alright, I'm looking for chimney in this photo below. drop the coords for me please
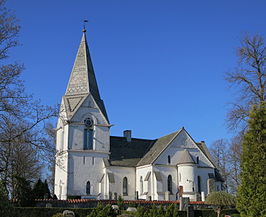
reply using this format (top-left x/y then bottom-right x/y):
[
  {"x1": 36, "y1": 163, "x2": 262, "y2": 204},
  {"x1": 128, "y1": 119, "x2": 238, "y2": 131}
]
[{"x1": 123, "y1": 130, "x2": 132, "y2": 142}]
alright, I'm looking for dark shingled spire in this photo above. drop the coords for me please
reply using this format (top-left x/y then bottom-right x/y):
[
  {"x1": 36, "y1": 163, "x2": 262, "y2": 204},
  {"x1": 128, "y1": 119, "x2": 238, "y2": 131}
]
[{"x1": 65, "y1": 30, "x2": 109, "y2": 122}]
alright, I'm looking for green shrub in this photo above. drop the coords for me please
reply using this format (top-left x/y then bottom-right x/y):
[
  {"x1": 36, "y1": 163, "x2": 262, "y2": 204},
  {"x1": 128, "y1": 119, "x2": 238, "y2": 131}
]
[
  {"x1": 117, "y1": 196, "x2": 125, "y2": 210},
  {"x1": 12, "y1": 207, "x2": 93, "y2": 217},
  {"x1": 206, "y1": 192, "x2": 236, "y2": 217},
  {"x1": 194, "y1": 209, "x2": 239, "y2": 217},
  {"x1": 134, "y1": 204, "x2": 185, "y2": 217},
  {"x1": 221, "y1": 209, "x2": 239, "y2": 216},
  {"x1": 52, "y1": 213, "x2": 64, "y2": 217},
  {"x1": 230, "y1": 214, "x2": 240, "y2": 217},
  {"x1": 194, "y1": 209, "x2": 216, "y2": 217},
  {"x1": 87, "y1": 204, "x2": 116, "y2": 217}
]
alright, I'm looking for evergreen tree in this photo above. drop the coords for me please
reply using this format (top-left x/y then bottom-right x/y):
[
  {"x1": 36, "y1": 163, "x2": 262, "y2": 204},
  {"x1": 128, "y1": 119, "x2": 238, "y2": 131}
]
[
  {"x1": 237, "y1": 102, "x2": 266, "y2": 217},
  {"x1": 14, "y1": 176, "x2": 34, "y2": 207},
  {"x1": 43, "y1": 179, "x2": 51, "y2": 199},
  {"x1": 32, "y1": 179, "x2": 52, "y2": 199},
  {"x1": 0, "y1": 180, "x2": 11, "y2": 216},
  {"x1": 32, "y1": 179, "x2": 44, "y2": 199}
]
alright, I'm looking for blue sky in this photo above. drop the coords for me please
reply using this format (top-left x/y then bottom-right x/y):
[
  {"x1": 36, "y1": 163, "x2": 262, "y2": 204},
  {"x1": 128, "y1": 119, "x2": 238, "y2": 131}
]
[{"x1": 7, "y1": 0, "x2": 266, "y2": 146}]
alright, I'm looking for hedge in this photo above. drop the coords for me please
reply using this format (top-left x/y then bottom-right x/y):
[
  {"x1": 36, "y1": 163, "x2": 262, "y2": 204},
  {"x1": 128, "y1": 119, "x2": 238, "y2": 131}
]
[
  {"x1": 2, "y1": 207, "x2": 239, "y2": 217},
  {"x1": 194, "y1": 209, "x2": 239, "y2": 217},
  {"x1": 10, "y1": 207, "x2": 93, "y2": 217}
]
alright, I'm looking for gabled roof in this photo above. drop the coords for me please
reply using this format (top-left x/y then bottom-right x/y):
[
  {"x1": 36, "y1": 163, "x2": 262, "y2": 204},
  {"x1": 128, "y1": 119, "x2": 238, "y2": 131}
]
[
  {"x1": 109, "y1": 129, "x2": 182, "y2": 167},
  {"x1": 176, "y1": 149, "x2": 195, "y2": 165},
  {"x1": 109, "y1": 136, "x2": 154, "y2": 167},
  {"x1": 137, "y1": 129, "x2": 182, "y2": 166},
  {"x1": 196, "y1": 141, "x2": 217, "y2": 168},
  {"x1": 64, "y1": 30, "x2": 109, "y2": 123},
  {"x1": 108, "y1": 128, "x2": 221, "y2": 175}
]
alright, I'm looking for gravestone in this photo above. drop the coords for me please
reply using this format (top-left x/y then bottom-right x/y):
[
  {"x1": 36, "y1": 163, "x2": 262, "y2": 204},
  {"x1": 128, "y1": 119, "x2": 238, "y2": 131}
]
[
  {"x1": 126, "y1": 207, "x2": 137, "y2": 212},
  {"x1": 165, "y1": 191, "x2": 170, "y2": 201},
  {"x1": 187, "y1": 206, "x2": 194, "y2": 217},
  {"x1": 63, "y1": 210, "x2": 75, "y2": 217},
  {"x1": 201, "y1": 191, "x2": 205, "y2": 201},
  {"x1": 179, "y1": 197, "x2": 190, "y2": 211},
  {"x1": 46, "y1": 203, "x2": 52, "y2": 208},
  {"x1": 112, "y1": 205, "x2": 119, "y2": 210}
]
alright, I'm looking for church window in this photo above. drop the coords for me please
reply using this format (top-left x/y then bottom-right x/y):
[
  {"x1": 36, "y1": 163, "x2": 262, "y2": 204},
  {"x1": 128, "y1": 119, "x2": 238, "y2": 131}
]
[
  {"x1": 84, "y1": 117, "x2": 94, "y2": 150},
  {"x1": 168, "y1": 155, "x2": 171, "y2": 164},
  {"x1": 197, "y1": 176, "x2": 201, "y2": 193},
  {"x1": 86, "y1": 181, "x2": 90, "y2": 195},
  {"x1": 60, "y1": 130, "x2": 64, "y2": 151},
  {"x1": 196, "y1": 156, "x2": 199, "y2": 164},
  {"x1": 92, "y1": 157, "x2": 95, "y2": 165},
  {"x1": 83, "y1": 156, "x2": 86, "y2": 164},
  {"x1": 84, "y1": 117, "x2": 94, "y2": 128},
  {"x1": 179, "y1": 173, "x2": 181, "y2": 182},
  {"x1": 167, "y1": 175, "x2": 172, "y2": 193},
  {"x1": 140, "y1": 176, "x2": 143, "y2": 194},
  {"x1": 123, "y1": 177, "x2": 128, "y2": 196}
]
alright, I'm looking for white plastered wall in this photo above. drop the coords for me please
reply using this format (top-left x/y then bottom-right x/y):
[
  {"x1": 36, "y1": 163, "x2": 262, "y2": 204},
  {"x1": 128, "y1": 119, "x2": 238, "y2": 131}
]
[
  {"x1": 153, "y1": 129, "x2": 217, "y2": 201},
  {"x1": 54, "y1": 100, "x2": 69, "y2": 199},
  {"x1": 67, "y1": 152, "x2": 107, "y2": 197},
  {"x1": 106, "y1": 166, "x2": 136, "y2": 200},
  {"x1": 136, "y1": 165, "x2": 152, "y2": 200},
  {"x1": 69, "y1": 95, "x2": 110, "y2": 152},
  {"x1": 177, "y1": 164, "x2": 197, "y2": 201},
  {"x1": 55, "y1": 95, "x2": 110, "y2": 199},
  {"x1": 54, "y1": 152, "x2": 68, "y2": 200}
]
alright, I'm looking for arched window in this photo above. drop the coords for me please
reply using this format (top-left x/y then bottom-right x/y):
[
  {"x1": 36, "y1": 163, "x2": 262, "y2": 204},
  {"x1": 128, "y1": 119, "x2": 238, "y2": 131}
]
[
  {"x1": 167, "y1": 175, "x2": 172, "y2": 193},
  {"x1": 168, "y1": 155, "x2": 171, "y2": 164},
  {"x1": 123, "y1": 177, "x2": 128, "y2": 196},
  {"x1": 84, "y1": 118, "x2": 94, "y2": 150},
  {"x1": 86, "y1": 181, "x2": 90, "y2": 195},
  {"x1": 196, "y1": 156, "x2": 199, "y2": 164},
  {"x1": 198, "y1": 176, "x2": 201, "y2": 193},
  {"x1": 60, "y1": 130, "x2": 64, "y2": 151},
  {"x1": 140, "y1": 176, "x2": 143, "y2": 194}
]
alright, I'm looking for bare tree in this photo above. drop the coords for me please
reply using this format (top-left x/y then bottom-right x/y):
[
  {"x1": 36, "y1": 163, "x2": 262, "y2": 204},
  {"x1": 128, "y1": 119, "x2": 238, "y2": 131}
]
[
  {"x1": 226, "y1": 35, "x2": 266, "y2": 131},
  {"x1": 0, "y1": 0, "x2": 57, "y2": 197},
  {"x1": 210, "y1": 139, "x2": 230, "y2": 191},
  {"x1": 42, "y1": 123, "x2": 56, "y2": 194},
  {"x1": 227, "y1": 134, "x2": 243, "y2": 194},
  {"x1": 0, "y1": 118, "x2": 43, "y2": 197}
]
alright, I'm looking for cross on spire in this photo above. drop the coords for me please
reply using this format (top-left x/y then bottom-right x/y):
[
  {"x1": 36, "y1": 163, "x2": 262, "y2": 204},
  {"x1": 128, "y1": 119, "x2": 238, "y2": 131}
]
[{"x1": 83, "y1": 20, "x2": 88, "y2": 32}]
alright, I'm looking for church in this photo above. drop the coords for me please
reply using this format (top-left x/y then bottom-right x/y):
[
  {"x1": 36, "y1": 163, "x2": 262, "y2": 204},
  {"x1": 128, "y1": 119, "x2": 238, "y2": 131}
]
[{"x1": 54, "y1": 29, "x2": 224, "y2": 201}]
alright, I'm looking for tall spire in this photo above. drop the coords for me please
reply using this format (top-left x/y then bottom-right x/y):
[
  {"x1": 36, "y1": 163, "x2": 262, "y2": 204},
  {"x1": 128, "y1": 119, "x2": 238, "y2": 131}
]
[
  {"x1": 65, "y1": 30, "x2": 101, "y2": 99},
  {"x1": 64, "y1": 30, "x2": 109, "y2": 123}
]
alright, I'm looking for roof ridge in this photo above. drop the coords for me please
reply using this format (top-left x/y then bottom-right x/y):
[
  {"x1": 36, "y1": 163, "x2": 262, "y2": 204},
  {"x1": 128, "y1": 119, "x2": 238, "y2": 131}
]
[
  {"x1": 137, "y1": 128, "x2": 183, "y2": 167},
  {"x1": 110, "y1": 135, "x2": 154, "y2": 141}
]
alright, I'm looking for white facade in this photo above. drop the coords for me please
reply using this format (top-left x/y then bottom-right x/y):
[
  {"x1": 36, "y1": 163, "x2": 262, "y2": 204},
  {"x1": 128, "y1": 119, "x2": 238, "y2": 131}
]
[{"x1": 54, "y1": 30, "x2": 224, "y2": 201}]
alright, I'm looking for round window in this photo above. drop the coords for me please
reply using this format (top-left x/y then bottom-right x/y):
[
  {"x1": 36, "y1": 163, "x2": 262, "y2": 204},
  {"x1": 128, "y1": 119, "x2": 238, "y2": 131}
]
[{"x1": 84, "y1": 118, "x2": 93, "y2": 128}]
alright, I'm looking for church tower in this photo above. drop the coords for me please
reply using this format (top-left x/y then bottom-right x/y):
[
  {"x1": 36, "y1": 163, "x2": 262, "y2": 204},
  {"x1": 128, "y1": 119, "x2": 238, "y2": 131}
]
[{"x1": 54, "y1": 29, "x2": 110, "y2": 199}]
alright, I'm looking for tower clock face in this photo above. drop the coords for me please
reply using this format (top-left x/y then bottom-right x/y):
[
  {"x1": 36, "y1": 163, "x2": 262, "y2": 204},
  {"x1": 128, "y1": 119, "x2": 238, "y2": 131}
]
[{"x1": 84, "y1": 118, "x2": 93, "y2": 128}]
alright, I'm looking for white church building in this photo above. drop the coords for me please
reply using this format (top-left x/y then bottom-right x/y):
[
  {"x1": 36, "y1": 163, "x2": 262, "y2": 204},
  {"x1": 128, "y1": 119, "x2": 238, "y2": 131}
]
[{"x1": 54, "y1": 29, "x2": 224, "y2": 201}]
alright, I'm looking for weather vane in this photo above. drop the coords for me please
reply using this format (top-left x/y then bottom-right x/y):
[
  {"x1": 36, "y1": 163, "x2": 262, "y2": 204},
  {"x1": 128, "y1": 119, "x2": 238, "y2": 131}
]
[{"x1": 83, "y1": 20, "x2": 88, "y2": 32}]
